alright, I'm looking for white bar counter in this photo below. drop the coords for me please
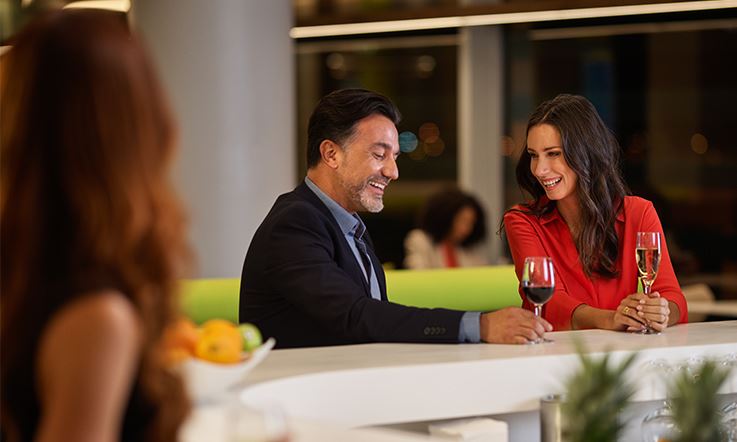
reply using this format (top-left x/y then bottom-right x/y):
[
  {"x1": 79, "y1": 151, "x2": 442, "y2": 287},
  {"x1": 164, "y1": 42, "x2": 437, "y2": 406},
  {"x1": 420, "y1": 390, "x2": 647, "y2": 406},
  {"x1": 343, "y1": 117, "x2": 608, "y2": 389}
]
[{"x1": 239, "y1": 321, "x2": 737, "y2": 429}]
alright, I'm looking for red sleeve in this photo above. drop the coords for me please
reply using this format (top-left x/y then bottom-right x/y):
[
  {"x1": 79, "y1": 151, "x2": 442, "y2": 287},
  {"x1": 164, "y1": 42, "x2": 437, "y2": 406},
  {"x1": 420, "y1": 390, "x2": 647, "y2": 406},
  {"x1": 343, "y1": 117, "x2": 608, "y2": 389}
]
[
  {"x1": 504, "y1": 210, "x2": 583, "y2": 330},
  {"x1": 640, "y1": 202, "x2": 689, "y2": 324}
]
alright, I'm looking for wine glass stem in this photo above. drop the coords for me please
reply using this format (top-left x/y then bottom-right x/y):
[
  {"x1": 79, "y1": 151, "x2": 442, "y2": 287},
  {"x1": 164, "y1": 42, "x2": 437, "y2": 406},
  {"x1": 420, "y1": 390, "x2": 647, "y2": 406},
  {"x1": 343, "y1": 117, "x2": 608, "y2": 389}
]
[{"x1": 533, "y1": 304, "x2": 541, "y2": 317}]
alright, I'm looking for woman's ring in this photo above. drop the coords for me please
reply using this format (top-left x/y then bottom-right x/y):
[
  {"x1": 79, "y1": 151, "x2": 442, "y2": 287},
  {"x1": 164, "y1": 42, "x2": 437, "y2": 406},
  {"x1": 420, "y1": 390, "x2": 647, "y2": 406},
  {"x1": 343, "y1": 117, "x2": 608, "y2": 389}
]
[{"x1": 623, "y1": 306, "x2": 630, "y2": 315}]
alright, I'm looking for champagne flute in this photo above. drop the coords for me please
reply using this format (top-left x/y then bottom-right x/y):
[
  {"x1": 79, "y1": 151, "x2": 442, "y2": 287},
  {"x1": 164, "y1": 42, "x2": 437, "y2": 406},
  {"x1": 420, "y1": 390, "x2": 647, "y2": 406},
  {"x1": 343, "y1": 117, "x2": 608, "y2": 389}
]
[
  {"x1": 522, "y1": 256, "x2": 555, "y2": 344},
  {"x1": 635, "y1": 232, "x2": 661, "y2": 334},
  {"x1": 641, "y1": 404, "x2": 677, "y2": 442}
]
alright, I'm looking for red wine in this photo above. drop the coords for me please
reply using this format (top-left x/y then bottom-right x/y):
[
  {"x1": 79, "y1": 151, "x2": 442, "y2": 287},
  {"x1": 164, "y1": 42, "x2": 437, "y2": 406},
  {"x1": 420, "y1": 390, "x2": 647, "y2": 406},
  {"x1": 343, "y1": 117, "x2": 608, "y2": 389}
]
[{"x1": 523, "y1": 285, "x2": 554, "y2": 305}]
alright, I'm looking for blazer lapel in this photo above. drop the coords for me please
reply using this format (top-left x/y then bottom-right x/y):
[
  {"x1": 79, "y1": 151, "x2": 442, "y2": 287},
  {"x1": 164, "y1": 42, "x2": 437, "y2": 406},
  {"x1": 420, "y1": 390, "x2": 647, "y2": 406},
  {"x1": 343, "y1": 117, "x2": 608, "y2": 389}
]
[{"x1": 294, "y1": 182, "x2": 375, "y2": 298}]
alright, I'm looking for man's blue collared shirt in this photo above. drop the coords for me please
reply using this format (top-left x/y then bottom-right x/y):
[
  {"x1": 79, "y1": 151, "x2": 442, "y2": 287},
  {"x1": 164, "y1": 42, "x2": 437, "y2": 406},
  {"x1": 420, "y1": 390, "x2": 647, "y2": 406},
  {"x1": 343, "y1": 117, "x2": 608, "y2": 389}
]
[{"x1": 305, "y1": 177, "x2": 381, "y2": 300}]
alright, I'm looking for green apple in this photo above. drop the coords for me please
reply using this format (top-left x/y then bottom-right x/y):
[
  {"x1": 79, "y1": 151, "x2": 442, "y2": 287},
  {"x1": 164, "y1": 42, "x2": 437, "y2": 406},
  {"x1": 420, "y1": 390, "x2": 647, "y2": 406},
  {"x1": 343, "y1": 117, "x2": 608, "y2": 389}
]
[{"x1": 238, "y1": 323, "x2": 262, "y2": 352}]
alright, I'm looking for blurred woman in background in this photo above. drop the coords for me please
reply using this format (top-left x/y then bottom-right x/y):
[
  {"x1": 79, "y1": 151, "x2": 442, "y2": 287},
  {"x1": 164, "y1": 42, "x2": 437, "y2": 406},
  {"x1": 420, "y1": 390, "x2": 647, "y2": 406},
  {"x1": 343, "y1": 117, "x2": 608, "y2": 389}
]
[
  {"x1": 504, "y1": 94, "x2": 687, "y2": 332},
  {"x1": 404, "y1": 187, "x2": 488, "y2": 269},
  {"x1": 1, "y1": 10, "x2": 190, "y2": 441}
]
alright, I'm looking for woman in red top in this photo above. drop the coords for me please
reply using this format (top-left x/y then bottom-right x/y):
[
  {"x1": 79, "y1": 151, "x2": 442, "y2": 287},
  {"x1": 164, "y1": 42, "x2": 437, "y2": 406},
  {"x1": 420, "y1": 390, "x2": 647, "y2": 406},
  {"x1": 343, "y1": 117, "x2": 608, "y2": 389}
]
[{"x1": 504, "y1": 94, "x2": 687, "y2": 332}]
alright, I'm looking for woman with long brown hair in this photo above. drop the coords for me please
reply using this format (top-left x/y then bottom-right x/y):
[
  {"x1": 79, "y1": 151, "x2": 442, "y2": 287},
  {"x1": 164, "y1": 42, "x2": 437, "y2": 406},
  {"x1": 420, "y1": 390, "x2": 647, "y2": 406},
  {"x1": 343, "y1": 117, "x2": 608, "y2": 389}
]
[
  {"x1": 504, "y1": 94, "x2": 687, "y2": 332},
  {"x1": 1, "y1": 9, "x2": 190, "y2": 441}
]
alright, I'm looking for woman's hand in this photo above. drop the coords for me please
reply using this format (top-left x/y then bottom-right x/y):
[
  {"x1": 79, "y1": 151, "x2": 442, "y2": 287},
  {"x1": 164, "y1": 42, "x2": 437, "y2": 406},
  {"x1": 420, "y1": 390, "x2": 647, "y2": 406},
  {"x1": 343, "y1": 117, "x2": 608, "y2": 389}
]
[
  {"x1": 618, "y1": 292, "x2": 670, "y2": 332},
  {"x1": 613, "y1": 294, "x2": 649, "y2": 331}
]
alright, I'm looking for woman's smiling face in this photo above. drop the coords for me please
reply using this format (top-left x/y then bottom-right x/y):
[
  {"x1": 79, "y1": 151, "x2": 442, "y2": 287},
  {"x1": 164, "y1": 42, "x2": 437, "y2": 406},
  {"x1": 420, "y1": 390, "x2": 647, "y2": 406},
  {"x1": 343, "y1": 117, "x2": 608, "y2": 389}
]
[{"x1": 526, "y1": 123, "x2": 578, "y2": 204}]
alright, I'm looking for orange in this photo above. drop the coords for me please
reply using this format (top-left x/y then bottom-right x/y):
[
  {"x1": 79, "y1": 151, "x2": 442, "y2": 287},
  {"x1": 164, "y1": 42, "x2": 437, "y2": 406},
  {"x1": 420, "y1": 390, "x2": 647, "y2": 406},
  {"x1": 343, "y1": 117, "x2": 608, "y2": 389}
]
[
  {"x1": 162, "y1": 317, "x2": 199, "y2": 355},
  {"x1": 199, "y1": 319, "x2": 238, "y2": 337},
  {"x1": 195, "y1": 327, "x2": 242, "y2": 364},
  {"x1": 165, "y1": 347, "x2": 193, "y2": 366}
]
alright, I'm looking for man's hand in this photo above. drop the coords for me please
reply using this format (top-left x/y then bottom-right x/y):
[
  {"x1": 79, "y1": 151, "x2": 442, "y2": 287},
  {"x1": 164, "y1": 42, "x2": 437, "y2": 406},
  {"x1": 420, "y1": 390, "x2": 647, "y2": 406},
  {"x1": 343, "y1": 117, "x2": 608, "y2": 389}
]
[{"x1": 480, "y1": 307, "x2": 552, "y2": 344}]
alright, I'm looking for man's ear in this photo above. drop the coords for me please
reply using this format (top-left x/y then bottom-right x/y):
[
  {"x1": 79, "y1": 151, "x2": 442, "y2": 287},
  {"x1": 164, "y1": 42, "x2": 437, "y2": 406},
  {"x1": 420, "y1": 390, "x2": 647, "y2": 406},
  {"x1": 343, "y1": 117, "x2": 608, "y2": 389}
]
[{"x1": 319, "y1": 140, "x2": 342, "y2": 169}]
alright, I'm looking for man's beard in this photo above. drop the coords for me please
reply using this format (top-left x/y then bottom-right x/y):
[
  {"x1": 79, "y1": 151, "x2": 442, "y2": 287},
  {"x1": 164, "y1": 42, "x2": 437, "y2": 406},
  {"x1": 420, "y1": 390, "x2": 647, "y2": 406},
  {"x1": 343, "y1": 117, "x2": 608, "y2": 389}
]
[
  {"x1": 343, "y1": 177, "x2": 385, "y2": 213},
  {"x1": 358, "y1": 185, "x2": 384, "y2": 213}
]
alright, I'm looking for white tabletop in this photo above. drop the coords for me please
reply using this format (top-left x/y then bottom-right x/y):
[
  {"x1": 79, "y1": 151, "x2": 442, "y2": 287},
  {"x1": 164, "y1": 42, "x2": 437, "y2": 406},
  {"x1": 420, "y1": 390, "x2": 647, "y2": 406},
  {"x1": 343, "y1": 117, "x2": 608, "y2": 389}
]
[{"x1": 239, "y1": 321, "x2": 737, "y2": 428}]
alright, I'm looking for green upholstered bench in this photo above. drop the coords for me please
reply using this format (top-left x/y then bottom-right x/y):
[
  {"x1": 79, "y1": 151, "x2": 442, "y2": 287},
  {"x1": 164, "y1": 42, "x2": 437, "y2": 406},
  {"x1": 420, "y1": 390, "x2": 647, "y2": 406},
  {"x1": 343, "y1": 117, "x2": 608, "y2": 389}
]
[
  {"x1": 386, "y1": 265, "x2": 521, "y2": 311},
  {"x1": 179, "y1": 265, "x2": 522, "y2": 324},
  {"x1": 179, "y1": 278, "x2": 240, "y2": 325}
]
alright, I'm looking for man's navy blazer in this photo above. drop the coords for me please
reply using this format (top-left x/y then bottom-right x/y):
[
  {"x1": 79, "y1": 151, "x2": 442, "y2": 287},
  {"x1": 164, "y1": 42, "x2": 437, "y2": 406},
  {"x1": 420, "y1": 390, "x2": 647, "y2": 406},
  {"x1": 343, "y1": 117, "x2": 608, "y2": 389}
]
[{"x1": 239, "y1": 181, "x2": 465, "y2": 348}]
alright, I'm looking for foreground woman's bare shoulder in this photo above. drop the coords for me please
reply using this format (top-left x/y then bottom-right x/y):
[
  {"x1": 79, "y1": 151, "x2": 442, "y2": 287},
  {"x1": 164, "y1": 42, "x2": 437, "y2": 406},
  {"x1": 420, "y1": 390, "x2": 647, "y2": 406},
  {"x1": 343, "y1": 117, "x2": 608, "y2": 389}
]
[{"x1": 35, "y1": 290, "x2": 143, "y2": 442}]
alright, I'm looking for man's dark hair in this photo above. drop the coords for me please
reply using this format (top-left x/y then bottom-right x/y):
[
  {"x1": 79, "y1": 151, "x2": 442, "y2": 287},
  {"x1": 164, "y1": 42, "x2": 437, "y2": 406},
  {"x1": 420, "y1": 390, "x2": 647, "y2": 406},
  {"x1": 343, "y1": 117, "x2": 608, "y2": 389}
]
[{"x1": 306, "y1": 88, "x2": 401, "y2": 168}]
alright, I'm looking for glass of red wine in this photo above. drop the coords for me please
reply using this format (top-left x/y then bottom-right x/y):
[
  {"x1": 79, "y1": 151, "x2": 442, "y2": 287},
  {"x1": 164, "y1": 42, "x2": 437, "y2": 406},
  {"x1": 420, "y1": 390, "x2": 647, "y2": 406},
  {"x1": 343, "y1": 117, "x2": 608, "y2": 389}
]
[{"x1": 522, "y1": 256, "x2": 555, "y2": 344}]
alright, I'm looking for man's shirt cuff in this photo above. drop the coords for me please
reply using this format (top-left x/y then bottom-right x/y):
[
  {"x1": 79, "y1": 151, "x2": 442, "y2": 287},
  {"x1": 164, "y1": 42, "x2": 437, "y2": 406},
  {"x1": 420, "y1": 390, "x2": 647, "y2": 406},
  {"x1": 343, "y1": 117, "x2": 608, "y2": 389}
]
[{"x1": 458, "y1": 311, "x2": 481, "y2": 343}]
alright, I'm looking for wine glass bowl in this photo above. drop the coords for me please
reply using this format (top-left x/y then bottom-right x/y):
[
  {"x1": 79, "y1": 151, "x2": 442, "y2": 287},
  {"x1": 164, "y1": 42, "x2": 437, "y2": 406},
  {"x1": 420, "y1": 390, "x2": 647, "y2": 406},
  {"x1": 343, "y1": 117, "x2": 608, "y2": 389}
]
[
  {"x1": 635, "y1": 232, "x2": 661, "y2": 334},
  {"x1": 522, "y1": 256, "x2": 555, "y2": 344},
  {"x1": 641, "y1": 405, "x2": 678, "y2": 442},
  {"x1": 635, "y1": 232, "x2": 661, "y2": 295}
]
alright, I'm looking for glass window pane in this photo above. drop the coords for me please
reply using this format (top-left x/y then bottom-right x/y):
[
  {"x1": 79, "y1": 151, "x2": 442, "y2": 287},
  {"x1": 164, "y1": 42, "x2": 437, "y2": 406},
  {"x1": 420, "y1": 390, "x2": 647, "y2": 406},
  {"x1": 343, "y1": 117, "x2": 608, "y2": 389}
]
[
  {"x1": 296, "y1": 35, "x2": 459, "y2": 267},
  {"x1": 504, "y1": 17, "x2": 737, "y2": 298}
]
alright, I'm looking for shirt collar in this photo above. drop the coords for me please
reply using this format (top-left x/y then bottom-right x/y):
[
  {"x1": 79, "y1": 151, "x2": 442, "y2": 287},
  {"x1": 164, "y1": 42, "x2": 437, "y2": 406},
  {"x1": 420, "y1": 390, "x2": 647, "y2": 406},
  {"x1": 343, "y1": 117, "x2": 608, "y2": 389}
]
[{"x1": 304, "y1": 177, "x2": 360, "y2": 236}]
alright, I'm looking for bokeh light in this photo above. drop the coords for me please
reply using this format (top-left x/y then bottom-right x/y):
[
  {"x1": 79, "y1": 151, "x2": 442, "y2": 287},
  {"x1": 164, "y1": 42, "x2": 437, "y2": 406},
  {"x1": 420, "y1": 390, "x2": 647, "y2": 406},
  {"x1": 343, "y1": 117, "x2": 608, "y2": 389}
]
[
  {"x1": 416, "y1": 55, "x2": 436, "y2": 78},
  {"x1": 326, "y1": 53, "x2": 345, "y2": 70},
  {"x1": 326, "y1": 53, "x2": 347, "y2": 79},
  {"x1": 409, "y1": 143, "x2": 427, "y2": 161},
  {"x1": 690, "y1": 133, "x2": 708, "y2": 155},
  {"x1": 424, "y1": 138, "x2": 445, "y2": 157},
  {"x1": 501, "y1": 136, "x2": 517, "y2": 157},
  {"x1": 418, "y1": 122, "x2": 440, "y2": 143},
  {"x1": 399, "y1": 131, "x2": 419, "y2": 153}
]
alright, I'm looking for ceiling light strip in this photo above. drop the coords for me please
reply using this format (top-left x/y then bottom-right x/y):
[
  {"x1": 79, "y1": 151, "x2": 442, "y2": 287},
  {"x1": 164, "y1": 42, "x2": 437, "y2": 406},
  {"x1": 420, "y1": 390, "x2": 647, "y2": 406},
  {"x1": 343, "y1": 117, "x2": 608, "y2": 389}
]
[
  {"x1": 63, "y1": 0, "x2": 130, "y2": 12},
  {"x1": 290, "y1": 0, "x2": 737, "y2": 39}
]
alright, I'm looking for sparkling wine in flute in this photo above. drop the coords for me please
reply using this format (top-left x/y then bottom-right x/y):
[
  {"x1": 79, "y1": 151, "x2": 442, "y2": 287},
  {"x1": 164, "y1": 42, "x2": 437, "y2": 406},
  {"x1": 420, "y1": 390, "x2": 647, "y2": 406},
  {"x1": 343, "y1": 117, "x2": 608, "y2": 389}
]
[
  {"x1": 636, "y1": 247, "x2": 660, "y2": 290},
  {"x1": 635, "y1": 232, "x2": 661, "y2": 295}
]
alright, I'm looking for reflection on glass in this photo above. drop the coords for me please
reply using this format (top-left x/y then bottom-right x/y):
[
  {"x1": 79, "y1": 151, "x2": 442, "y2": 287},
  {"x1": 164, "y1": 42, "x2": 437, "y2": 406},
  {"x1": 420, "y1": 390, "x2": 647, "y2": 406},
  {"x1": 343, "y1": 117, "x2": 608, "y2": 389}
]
[
  {"x1": 228, "y1": 401, "x2": 290, "y2": 442},
  {"x1": 723, "y1": 401, "x2": 737, "y2": 442},
  {"x1": 297, "y1": 34, "x2": 459, "y2": 267},
  {"x1": 504, "y1": 19, "x2": 737, "y2": 301},
  {"x1": 642, "y1": 359, "x2": 672, "y2": 400},
  {"x1": 641, "y1": 405, "x2": 678, "y2": 442}
]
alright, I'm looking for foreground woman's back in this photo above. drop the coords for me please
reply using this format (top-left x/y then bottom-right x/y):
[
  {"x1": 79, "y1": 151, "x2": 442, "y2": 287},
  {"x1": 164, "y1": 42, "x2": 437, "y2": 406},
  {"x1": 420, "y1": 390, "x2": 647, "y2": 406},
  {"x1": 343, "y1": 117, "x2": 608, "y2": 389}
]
[{"x1": 1, "y1": 9, "x2": 190, "y2": 441}]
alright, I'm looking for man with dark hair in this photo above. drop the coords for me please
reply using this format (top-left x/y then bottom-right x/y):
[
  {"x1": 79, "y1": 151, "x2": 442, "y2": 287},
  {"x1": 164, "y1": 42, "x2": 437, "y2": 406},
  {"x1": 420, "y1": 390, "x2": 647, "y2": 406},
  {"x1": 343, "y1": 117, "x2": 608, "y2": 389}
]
[{"x1": 240, "y1": 88, "x2": 550, "y2": 348}]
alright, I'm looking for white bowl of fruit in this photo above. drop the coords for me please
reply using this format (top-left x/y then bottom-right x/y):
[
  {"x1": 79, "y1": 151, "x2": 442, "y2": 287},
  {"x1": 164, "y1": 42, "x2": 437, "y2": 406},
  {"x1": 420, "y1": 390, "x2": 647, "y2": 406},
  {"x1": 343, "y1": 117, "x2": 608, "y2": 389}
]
[{"x1": 162, "y1": 319, "x2": 274, "y2": 402}]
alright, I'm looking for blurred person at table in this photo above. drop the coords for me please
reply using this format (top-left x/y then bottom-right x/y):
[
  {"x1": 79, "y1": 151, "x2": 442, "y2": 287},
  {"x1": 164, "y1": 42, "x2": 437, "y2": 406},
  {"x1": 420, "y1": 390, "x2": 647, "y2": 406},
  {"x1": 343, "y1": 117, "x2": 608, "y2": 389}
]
[
  {"x1": 1, "y1": 10, "x2": 190, "y2": 442},
  {"x1": 240, "y1": 88, "x2": 551, "y2": 348},
  {"x1": 503, "y1": 94, "x2": 687, "y2": 332},
  {"x1": 404, "y1": 187, "x2": 489, "y2": 269}
]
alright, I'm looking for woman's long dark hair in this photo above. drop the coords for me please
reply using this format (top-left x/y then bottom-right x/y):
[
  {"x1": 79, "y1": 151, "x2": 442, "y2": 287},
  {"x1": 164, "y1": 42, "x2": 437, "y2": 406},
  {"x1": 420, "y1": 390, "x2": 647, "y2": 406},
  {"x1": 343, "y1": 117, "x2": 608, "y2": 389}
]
[
  {"x1": 514, "y1": 94, "x2": 628, "y2": 277},
  {"x1": 1, "y1": 10, "x2": 190, "y2": 441}
]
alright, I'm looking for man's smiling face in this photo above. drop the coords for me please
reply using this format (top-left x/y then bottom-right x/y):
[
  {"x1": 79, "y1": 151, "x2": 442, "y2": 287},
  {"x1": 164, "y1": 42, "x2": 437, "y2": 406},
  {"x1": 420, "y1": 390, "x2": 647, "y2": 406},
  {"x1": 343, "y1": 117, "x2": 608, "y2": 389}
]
[{"x1": 335, "y1": 114, "x2": 400, "y2": 213}]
